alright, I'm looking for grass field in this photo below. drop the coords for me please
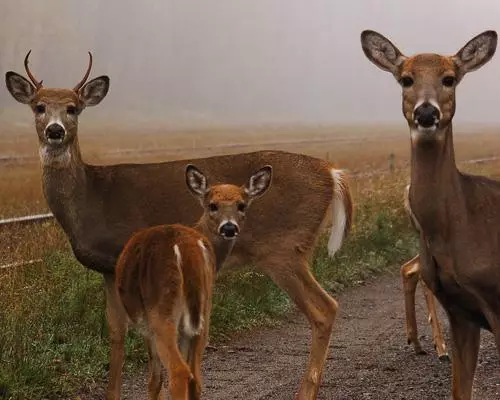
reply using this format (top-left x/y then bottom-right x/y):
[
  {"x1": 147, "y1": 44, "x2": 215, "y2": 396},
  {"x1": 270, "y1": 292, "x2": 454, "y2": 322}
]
[{"x1": 1, "y1": 122, "x2": 500, "y2": 398}]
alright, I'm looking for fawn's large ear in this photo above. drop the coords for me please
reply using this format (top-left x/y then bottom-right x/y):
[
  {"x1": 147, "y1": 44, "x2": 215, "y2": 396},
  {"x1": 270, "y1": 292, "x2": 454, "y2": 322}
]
[
  {"x1": 453, "y1": 30, "x2": 497, "y2": 76},
  {"x1": 78, "y1": 76, "x2": 110, "y2": 107},
  {"x1": 361, "y1": 30, "x2": 407, "y2": 75},
  {"x1": 5, "y1": 72, "x2": 36, "y2": 104},
  {"x1": 245, "y1": 165, "x2": 272, "y2": 200},
  {"x1": 186, "y1": 164, "x2": 210, "y2": 198}
]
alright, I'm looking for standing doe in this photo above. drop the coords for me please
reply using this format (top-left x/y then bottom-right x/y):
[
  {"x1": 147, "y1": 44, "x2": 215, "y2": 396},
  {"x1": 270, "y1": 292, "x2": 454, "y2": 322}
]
[
  {"x1": 362, "y1": 29, "x2": 499, "y2": 399},
  {"x1": 112, "y1": 164, "x2": 272, "y2": 400},
  {"x1": 5, "y1": 51, "x2": 352, "y2": 399}
]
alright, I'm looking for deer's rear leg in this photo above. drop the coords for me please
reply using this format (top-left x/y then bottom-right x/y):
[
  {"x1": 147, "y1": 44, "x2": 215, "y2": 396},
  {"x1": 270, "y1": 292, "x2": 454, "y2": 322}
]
[
  {"x1": 150, "y1": 317, "x2": 192, "y2": 400},
  {"x1": 401, "y1": 255, "x2": 426, "y2": 355},
  {"x1": 260, "y1": 257, "x2": 338, "y2": 400},
  {"x1": 422, "y1": 282, "x2": 449, "y2": 361},
  {"x1": 145, "y1": 337, "x2": 166, "y2": 400},
  {"x1": 183, "y1": 330, "x2": 207, "y2": 400},
  {"x1": 104, "y1": 273, "x2": 128, "y2": 400}
]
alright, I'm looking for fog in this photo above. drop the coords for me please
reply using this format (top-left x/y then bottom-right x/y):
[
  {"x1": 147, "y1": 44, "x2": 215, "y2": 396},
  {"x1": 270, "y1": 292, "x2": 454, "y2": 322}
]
[{"x1": 2, "y1": 0, "x2": 500, "y2": 128}]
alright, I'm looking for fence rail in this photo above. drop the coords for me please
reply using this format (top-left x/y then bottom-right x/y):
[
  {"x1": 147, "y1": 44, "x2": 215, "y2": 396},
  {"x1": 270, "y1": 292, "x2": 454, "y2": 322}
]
[
  {"x1": 0, "y1": 212, "x2": 54, "y2": 227},
  {"x1": 0, "y1": 213, "x2": 54, "y2": 270}
]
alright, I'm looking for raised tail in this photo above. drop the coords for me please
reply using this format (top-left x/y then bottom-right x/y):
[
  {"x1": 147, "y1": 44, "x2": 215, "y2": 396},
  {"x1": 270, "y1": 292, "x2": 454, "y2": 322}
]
[{"x1": 327, "y1": 168, "x2": 353, "y2": 257}]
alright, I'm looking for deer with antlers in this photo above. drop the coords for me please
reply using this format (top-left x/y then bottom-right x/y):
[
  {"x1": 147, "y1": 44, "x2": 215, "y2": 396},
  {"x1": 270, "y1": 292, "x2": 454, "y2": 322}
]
[
  {"x1": 362, "y1": 30, "x2": 500, "y2": 399},
  {"x1": 114, "y1": 164, "x2": 272, "y2": 399},
  {"x1": 401, "y1": 185, "x2": 448, "y2": 361},
  {"x1": 5, "y1": 51, "x2": 353, "y2": 399}
]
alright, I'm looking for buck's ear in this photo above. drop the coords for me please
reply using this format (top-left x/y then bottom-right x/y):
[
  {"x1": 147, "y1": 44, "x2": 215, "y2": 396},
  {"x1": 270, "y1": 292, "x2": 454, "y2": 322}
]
[
  {"x1": 453, "y1": 30, "x2": 497, "y2": 75},
  {"x1": 78, "y1": 76, "x2": 110, "y2": 106},
  {"x1": 5, "y1": 72, "x2": 36, "y2": 104},
  {"x1": 245, "y1": 165, "x2": 272, "y2": 199},
  {"x1": 361, "y1": 30, "x2": 407, "y2": 75},
  {"x1": 186, "y1": 164, "x2": 210, "y2": 197}
]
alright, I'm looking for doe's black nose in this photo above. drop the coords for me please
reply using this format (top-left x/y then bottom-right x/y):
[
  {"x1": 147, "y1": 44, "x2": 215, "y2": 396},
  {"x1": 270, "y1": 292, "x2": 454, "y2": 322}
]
[
  {"x1": 219, "y1": 222, "x2": 239, "y2": 238},
  {"x1": 45, "y1": 123, "x2": 66, "y2": 140},
  {"x1": 414, "y1": 102, "x2": 440, "y2": 128}
]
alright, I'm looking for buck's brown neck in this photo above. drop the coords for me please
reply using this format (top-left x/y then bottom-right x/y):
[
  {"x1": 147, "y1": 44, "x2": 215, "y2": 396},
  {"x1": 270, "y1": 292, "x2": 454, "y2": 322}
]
[
  {"x1": 41, "y1": 138, "x2": 87, "y2": 240},
  {"x1": 409, "y1": 124, "x2": 462, "y2": 239},
  {"x1": 194, "y1": 216, "x2": 235, "y2": 270}
]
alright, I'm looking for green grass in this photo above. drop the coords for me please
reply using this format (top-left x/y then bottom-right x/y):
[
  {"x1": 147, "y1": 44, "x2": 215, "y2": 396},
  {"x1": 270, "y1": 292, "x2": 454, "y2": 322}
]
[{"x1": 0, "y1": 194, "x2": 418, "y2": 399}]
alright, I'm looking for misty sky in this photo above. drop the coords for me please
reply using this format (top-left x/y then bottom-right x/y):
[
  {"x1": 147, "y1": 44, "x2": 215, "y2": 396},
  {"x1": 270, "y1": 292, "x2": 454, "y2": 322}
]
[{"x1": 2, "y1": 0, "x2": 500, "y2": 127}]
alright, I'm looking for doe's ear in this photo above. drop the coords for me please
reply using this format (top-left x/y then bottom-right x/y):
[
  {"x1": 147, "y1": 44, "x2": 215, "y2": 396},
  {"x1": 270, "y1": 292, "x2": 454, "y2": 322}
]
[
  {"x1": 453, "y1": 30, "x2": 497, "y2": 76},
  {"x1": 78, "y1": 76, "x2": 110, "y2": 106},
  {"x1": 186, "y1": 164, "x2": 210, "y2": 198},
  {"x1": 360, "y1": 30, "x2": 407, "y2": 75},
  {"x1": 245, "y1": 165, "x2": 272, "y2": 200},
  {"x1": 5, "y1": 72, "x2": 36, "y2": 104}
]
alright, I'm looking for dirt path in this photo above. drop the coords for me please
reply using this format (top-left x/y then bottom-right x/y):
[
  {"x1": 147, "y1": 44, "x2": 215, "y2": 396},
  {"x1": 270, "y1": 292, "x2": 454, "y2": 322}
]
[{"x1": 118, "y1": 273, "x2": 499, "y2": 399}]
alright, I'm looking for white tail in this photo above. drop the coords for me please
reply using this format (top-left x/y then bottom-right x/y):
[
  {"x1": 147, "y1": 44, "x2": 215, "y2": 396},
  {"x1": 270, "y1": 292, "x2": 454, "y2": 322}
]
[{"x1": 328, "y1": 169, "x2": 352, "y2": 257}]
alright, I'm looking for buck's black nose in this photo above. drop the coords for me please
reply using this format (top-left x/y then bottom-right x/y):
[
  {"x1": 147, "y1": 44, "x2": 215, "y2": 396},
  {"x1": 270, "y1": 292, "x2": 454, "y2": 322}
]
[
  {"x1": 219, "y1": 222, "x2": 239, "y2": 238},
  {"x1": 414, "y1": 102, "x2": 440, "y2": 128},
  {"x1": 45, "y1": 123, "x2": 66, "y2": 140}
]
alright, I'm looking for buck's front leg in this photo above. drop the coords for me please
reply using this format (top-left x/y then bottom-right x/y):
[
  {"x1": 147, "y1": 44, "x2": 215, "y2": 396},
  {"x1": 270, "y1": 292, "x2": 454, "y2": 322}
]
[
  {"x1": 103, "y1": 273, "x2": 128, "y2": 400},
  {"x1": 260, "y1": 257, "x2": 337, "y2": 400},
  {"x1": 448, "y1": 310, "x2": 480, "y2": 400}
]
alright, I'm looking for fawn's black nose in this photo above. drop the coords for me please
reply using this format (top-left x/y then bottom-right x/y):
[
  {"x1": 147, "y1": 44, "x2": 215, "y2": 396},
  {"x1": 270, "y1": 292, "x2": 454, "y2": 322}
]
[
  {"x1": 414, "y1": 102, "x2": 440, "y2": 128},
  {"x1": 45, "y1": 123, "x2": 66, "y2": 141},
  {"x1": 219, "y1": 222, "x2": 239, "y2": 239}
]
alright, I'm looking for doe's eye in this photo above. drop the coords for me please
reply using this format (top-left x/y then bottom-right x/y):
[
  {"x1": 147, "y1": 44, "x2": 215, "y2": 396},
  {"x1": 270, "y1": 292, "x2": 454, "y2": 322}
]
[
  {"x1": 237, "y1": 202, "x2": 246, "y2": 212},
  {"x1": 35, "y1": 104, "x2": 46, "y2": 114},
  {"x1": 209, "y1": 203, "x2": 218, "y2": 212},
  {"x1": 442, "y1": 76, "x2": 456, "y2": 87},
  {"x1": 67, "y1": 105, "x2": 77, "y2": 115},
  {"x1": 400, "y1": 76, "x2": 414, "y2": 88}
]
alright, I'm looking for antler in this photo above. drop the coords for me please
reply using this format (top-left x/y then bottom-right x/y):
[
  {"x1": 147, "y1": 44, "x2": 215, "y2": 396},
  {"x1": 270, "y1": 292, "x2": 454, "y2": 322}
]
[
  {"x1": 73, "y1": 52, "x2": 93, "y2": 92},
  {"x1": 24, "y1": 50, "x2": 43, "y2": 90}
]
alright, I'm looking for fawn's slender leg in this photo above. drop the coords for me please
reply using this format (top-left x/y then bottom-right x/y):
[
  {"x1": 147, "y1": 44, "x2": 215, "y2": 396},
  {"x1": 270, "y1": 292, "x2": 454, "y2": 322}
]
[
  {"x1": 145, "y1": 336, "x2": 166, "y2": 400},
  {"x1": 187, "y1": 327, "x2": 209, "y2": 400},
  {"x1": 151, "y1": 318, "x2": 192, "y2": 400}
]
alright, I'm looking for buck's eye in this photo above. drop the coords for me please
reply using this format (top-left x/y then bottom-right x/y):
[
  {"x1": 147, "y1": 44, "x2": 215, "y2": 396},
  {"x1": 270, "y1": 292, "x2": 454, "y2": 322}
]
[
  {"x1": 67, "y1": 105, "x2": 77, "y2": 115},
  {"x1": 400, "y1": 76, "x2": 414, "y2": 88},
  {"x1": 35, "y1": 104, "x2": 46, "y2": 114},
  {"x1": 237, "y1": 202, "x2": 246, "y2": 212},
  {"x1": 442, "y1": 76, "x2": 456, "y2": 87},
  {"x1": 209, "y1": 203, "x2": 218, "y2": 212}
]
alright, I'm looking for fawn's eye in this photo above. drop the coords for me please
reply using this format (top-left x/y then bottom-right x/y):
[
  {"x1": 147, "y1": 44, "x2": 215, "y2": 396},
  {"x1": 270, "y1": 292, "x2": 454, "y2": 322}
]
[
  {"x1": 442, "y1": 76, "x2": 456, "y2": 87},
  {"x1": 400, "y1": 76, "x2": 414, "y2": 88},
  {"x1": 35, "y1": 104, "x2": 46, "y2": 114},
  {"x1": 67, "y1": 105, "x2": 77, "y2": 115},
  {"x1": 237, "y1": 202, "x2": 246, "y2": 212},
  {"x1": 209, "y1": 203, "x2": 218, "y2": 212}
]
